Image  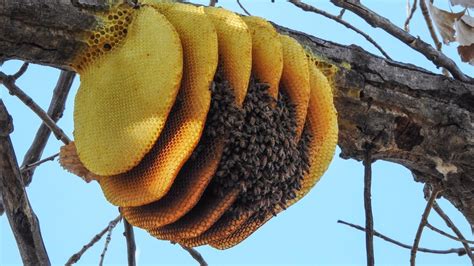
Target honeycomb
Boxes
[73,6,183,176]
[201,59,338,250]
[180,211,253,248]
[204,7,252,106]
[149,188,239,241]
[279,35,311,140]
[120,72,241,229]
[98,3,218,207]
[242,16,283,99]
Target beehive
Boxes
[61,3,338,250]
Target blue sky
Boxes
[1,0,472,265]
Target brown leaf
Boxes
[457,44,474,65]
[450,0,474,9]
[454,14,474,45]
[428,1,465,44]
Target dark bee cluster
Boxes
[210,79,313,221]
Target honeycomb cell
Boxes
[73,6,183,176]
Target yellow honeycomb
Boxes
[204,7,252,106]
[98,3,218,207]
[149,188,239,241]
[279,35,311,140]
[242,16,283,99]
[73,6,183,176]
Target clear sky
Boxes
[1,1,472,265]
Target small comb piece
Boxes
[59,142,100,183]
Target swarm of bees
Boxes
[59,1,338,249]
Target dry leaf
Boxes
[454,14,474,45]
[428,1,465,44]
[457,44,474,65]
[450,0,474,9]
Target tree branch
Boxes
[426,222,474,245]
[410,186,442,266]
[180,245,208,266]
[329,0,472,83]
[404,0,418,32]
[363,146,375,266]
[123,219,136,266]
[0,72,71,144]
[0,100,50,265]
[288,0,391,60]
[236,0,251,16]
[432,202,474,262]
[20,70,75,185]
[66,215,122,266]
[338,220,472,256]
[99,216,121,266]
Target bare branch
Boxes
[288,0,391,60]
[329,0,473,83]
[363,146,375,266]
[426,223,474,245]
[66,215,122,266]
[338,220,472,256]
[410,186,442,266]
[11,62,29,80]
[404,0,418,32]
[432,202,474,262]
[21,70,75,185]
[21,153,59,173]
[337,8,346,19]
[0,72,71,144]
[180,245,208,266]
[236,0,251,16]
[209,0,217,7]
[123,219,136,266]
[99,216,121,266]
[0,100,50,265]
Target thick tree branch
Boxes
[329,0,472,83]
[0,100,50,265]
[21,70,75,185]
[0,0,473,229]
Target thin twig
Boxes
[337,8,346,19]
[404,0,418,32]
[21,70,75,185]
[21,153,59,173]
[338,220,472,256]
[0,72,71,144]
[66,215,122,266]
[363,146,375,266]
[12,62,29,80]
[419,0,450,76]
[410,185,442,266]
[426,222,474,245]
[209,0,217,7]
[288,0,392,60]
[98,216,119,266]
[329,0,473,83]
[432,202,474,262]
[236,0,251,16]
[180,245,208,266]
[123,219,136,266]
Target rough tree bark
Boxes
[0,0,472,231]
